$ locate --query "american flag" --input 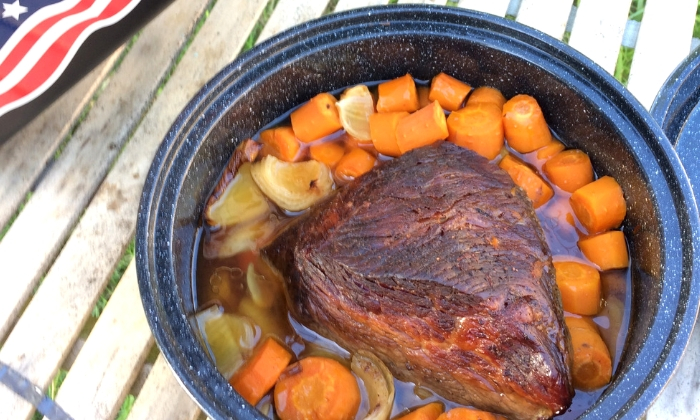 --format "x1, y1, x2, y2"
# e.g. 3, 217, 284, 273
0, 0, 141, 117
